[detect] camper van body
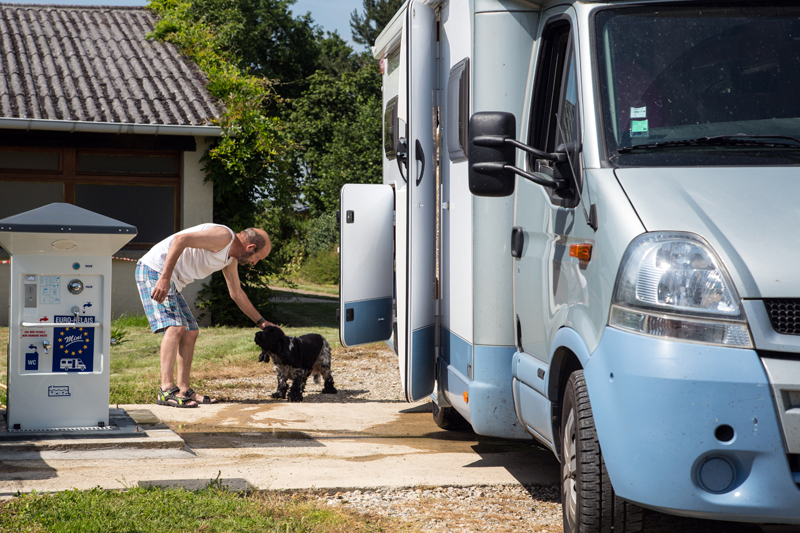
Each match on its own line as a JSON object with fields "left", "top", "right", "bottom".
{"left": 340, "top": 0, "right": 800, "bottom": 529}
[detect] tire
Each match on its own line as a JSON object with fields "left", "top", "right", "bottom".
{"left": 561, "top": 370, "right": 644, "bottom": 533}
{"left": 432, "top": 400, "right": 471, "bottom": 431}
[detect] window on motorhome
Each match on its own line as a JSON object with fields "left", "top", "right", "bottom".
{"left": 596, "top": 4, "right": 800, "bottom": 162}
{"left": 447, "top": 58, "right": 470, "bottom": 161}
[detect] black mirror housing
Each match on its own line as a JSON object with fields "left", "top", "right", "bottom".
{"left": 468, "top": 112, "right": 517, "bottom": 197}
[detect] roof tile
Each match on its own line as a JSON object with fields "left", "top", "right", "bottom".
{"left": 0, "top": 4, "right": 220, "bottom": 125}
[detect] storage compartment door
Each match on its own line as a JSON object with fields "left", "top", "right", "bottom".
{"left": 339, "top": 184, "right": 395, "bottom": 347}
{"left": 402, "top": 0, "right": 437, "bottom": 402}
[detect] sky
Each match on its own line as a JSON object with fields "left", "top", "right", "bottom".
{"left": 1, "top": 0, "right": 366, "bottom": 50}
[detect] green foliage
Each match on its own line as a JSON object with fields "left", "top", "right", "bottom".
{"left": 288, "top": 61, "right": 383, "bottom": 216}
{"left": 0, "top": 485, "right": 396, "bottom": 532}
{"left": 110, "top": 325, "right": 129, "bottom": 346}
{"left": 304, "top": 213, "right": 338, "bottom": 255}
{"left": 350, "top": 0, "right": 406, "bottom": 48}
{"left": 298, "top": 246, "right": 340, "bottom": 286}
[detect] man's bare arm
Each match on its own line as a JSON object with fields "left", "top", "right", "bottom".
{"left": 221, "top": 261, "right": 278, "bottom": 330}
{"left": 151, "top": 226, "right": 233, "bottom": 303}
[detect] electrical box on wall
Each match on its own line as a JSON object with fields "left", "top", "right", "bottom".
{"left": 0, "top": 203, "right": 136, "bottom": 431}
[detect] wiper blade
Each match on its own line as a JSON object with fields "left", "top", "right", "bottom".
{"left": 618, "top": 134, "right": 800, "bottom": 153}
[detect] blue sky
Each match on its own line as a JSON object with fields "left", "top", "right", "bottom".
{"left": 1, "top": 0, "right": 366, "bottom": 49}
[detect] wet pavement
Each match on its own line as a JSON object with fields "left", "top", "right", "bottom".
{"left": 0, "top": 401, "right": 560, "bottom": 495}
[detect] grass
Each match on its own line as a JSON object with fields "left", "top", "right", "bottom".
{"left": 0, "top": 485, "right": 413, "bottom": 533}
{"left": 270, "top": 279, "right": 340, "bottom": 296}
{"left": 0, "top": 300, "right": 341, "bottom": 405}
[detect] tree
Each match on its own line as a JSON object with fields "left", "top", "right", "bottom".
{"left": 188, "top": 0, "right": 322, "bottom": 99}
{"left": 287, "top": 60, "right": 383, "bottom": 215}
{"left": 350, "top": 0, "right": 405, "bottom": 48}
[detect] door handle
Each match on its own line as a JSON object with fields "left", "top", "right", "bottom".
{"left": 415, "top": 139, "right": 425, "bottom": 186}
{"left": 511, "top": 226, "right": 525, "bottom": 258}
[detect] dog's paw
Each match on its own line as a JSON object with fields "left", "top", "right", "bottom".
{"left": 287, "top": 393, "right": 304, "bottom": 402}
{"left": 270, "top": 391, "right": 286, "bottom": 399}
{"left": 321, "top": 386, "right": 337, "bottom": 394}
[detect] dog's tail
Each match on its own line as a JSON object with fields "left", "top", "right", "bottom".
{"left": 312, "top": 372, "right": 321, "bottom": 385}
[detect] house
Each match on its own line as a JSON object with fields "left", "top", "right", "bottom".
{"left": 0, "top": 4, "right": 223, "bottom": 325}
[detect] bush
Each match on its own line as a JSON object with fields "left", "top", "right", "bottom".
{"left": 305, "top": 213, "right": 338, "bottom": 255}
{"left": 298, "top": 245, "right": 339, "bottom": 285}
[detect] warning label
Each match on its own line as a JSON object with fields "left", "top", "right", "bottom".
{"left": 22, "top": 329, "right": 48, "bottom": 339}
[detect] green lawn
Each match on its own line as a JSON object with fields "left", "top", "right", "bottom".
{"left": 0, "top": 485, "right": 412, "bottom": 533}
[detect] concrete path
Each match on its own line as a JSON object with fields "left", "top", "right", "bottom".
{"left": 0, "top": 401, "right": 560, "bottom": 496}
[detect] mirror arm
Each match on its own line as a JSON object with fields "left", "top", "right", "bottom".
{"left": 506, "top": 166, "right": 565, "bottom": 189}
{"left": 472, "top": 135, "right": 566, "bottom": 163}
{"left": 471, "top": 162, "right": 564, "bottom": 189}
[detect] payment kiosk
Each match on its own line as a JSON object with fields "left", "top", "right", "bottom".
{"left": 0, "top": 203, "right": 136, "bottom": 430}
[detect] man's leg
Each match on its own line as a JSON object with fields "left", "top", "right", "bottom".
{"left": 175, "top": 328, "right": 199, "bottom": 393}
{"left": 160, "top": 326, "right": 187, "bottom": 392}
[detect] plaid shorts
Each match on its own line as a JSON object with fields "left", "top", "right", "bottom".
{"left": 135, "top": 262, "right": 199, "bottom": 334}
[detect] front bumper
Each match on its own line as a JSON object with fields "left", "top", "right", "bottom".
{"left": 585, "top": 327, "right": 800, "bottom": 524}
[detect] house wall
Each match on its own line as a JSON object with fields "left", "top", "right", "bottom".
{"left": 0, "top": 135, "right": 215, "bottom": 327}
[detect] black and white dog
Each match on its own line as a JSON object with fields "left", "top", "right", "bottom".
{"left": 254, "top": 326, "right": 337, "bottom": 402}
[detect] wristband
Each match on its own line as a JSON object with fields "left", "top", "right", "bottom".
{"left": 256, "top": 318, "right": 267, "bottom": 327}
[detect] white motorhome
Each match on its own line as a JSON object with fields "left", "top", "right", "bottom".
{"left": 339, "top": 1, "right": 800, "bottom": 530}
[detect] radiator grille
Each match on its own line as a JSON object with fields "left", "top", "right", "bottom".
{"left": 764, "top": 299, "right": 800, "bottom": 336}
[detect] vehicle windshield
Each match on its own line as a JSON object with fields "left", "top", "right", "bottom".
{"left": 595, "top": 4, "right": 800, "bottom": 166}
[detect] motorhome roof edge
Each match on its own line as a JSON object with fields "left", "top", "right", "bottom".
{"left": 373, "top": 1, "right": 409, "bottom": 60}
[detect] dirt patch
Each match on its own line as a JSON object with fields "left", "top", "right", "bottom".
{"left": 202, "top": 344, "right": 405, "bottom": 404}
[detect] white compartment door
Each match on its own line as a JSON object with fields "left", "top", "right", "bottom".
{"left": 339, "top": 184, "right": 395, "bottom": 347}
{"left": 402, "top": 0, "right": 437, "bottom": 402}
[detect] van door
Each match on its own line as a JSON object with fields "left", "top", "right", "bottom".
{"left": 339, "top": 184, "right": 394, "bottom": 347}
{"left": 513, "top": 7, "right": 584, "bottom": 440}
{"left": 400, "top": 0, "right": 437, "bottom": 401}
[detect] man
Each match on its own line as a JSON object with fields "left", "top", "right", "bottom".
{"left": 136, "top": 223, "right": 278, "bottom": 408}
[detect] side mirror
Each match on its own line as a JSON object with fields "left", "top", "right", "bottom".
{"left": 468, "top": 112, "right": 517, "bottom": 197}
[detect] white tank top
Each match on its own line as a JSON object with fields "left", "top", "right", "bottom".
{"left": 140, "top": 223, "right": 235, "bottom": 293}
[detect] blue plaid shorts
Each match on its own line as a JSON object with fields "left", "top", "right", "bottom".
{"left": 135, "top": 262, "right": 199, "bottom": 334}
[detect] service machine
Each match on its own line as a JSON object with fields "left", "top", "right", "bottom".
{"left": 0, "top": 203, "right": 136, "bottom": 431}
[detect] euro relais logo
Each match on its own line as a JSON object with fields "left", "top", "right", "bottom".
{"left": 52, "top": 327, "right": 94, "bottom": 372}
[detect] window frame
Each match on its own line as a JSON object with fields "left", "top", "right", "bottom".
{"left": 0, "top": 147, "right": 181, "bottom": 250}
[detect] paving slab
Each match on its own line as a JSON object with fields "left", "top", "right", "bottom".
{"left": 0, "top": 401, "right": 560, "bottom": 496}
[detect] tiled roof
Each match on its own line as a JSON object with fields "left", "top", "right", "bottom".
{"left": 0, "top": 4, "right": 221, "bottom": 127}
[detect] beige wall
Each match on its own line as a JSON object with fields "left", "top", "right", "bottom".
{"left": 0, "top": 135, "right": 215, "bottom": 327}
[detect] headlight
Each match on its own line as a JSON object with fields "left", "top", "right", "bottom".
{"left": 610, "top": 232, "right": 752, "bottom": 348}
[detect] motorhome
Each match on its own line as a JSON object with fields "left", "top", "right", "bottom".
{"left": 339, "top": 1, "right": 800, "bottom": 530}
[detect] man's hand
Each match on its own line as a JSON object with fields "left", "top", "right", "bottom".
{"left": 151, "top": 277, "right": 171, "bottom": 304}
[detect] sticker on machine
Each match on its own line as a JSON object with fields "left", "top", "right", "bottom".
{"left": 52, "top": 326, "right": 94, "bottom": 372}
{"left": 54, "top": 315, "right": 95, "bottom": 324}
{"left": 39, "top": 276, "right": 61, "bottom": 305}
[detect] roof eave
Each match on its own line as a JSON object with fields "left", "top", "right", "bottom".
{"left": 0, "top": 117, "right": 223, "bottom": 137}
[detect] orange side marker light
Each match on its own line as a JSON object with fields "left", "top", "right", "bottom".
{"left": 463, "top": 391, "right": 469, "bottom": 404}
{"left": 569, "top": 243, "right": 593, "bottom": 262}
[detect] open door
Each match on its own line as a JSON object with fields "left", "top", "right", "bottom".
{"left": 339, "top": 184, "right": 394, "bottom": 347}
{"left": 400, "top": 0, "right": 437, "bottom": 402}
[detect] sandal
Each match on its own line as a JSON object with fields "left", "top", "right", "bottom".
{"left": 186, "top": 387, "right": 219, "bottom": 405}
{"left": 156, "top": 386, "right": 198, "bottom": 408}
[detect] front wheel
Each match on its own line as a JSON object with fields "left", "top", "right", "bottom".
{"left": 561, "top": 370, "right": 644, "bottom": 533}
{"left": 432, "top": 400, "right": 471, "bottom": 431}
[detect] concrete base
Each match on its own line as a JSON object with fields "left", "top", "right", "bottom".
{"left": 0, "top": 408, "right": 186, "bottom": 454}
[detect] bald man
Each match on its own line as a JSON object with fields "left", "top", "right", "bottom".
{"left": 136, "top": 223, "right": 278, "bottom": 408}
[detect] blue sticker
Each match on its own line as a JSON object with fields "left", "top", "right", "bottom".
{"left": 52, "top": 326, "right": 94, "bottom": 372}
{"left": 24, "top": 344, "right": 39, "bottom": 371}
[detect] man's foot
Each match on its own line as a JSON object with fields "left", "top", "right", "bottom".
{"left": 186, "top": 387, "right": 219, "bottom": 404}
{"left": 156, "top": 386, "right": 198, "bottom": 408}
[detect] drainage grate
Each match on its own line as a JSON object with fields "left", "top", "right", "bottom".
{"left": 764, "top": 299, "right": 800, "bottom": 336}
{"left": 7, "top": 425, "right": 118, "bottom": 433}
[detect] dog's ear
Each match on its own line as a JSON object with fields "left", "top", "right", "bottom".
{"left": 258, "top": 351, "right": 270, "bottom": 363}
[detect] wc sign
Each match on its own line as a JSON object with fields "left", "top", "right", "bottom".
{"left": 24, "top": 344, "right": 38, "bottom": 371}
{"left": 52, "top": 326, "right": 94, "bottom": 372}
